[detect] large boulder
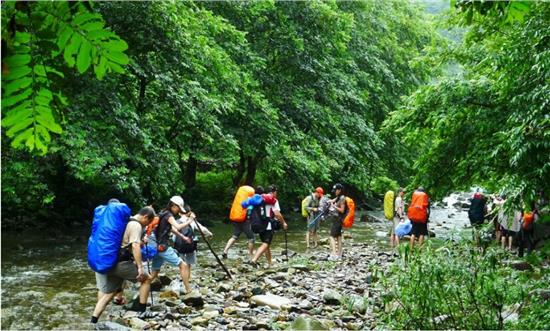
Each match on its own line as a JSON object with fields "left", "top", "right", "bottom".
{"left": 251, "top": 294, "right": 291, "bottom": 310}
{"left": 94, "top": 321, "right": 132, "bottom": 331}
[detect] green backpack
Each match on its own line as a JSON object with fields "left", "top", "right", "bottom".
{"left": 301, "top": 195, "right": 312, "bottom": 218}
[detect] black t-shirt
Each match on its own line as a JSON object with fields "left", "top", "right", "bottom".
{"left": 468, "top": 197, "right": 486, "bottom": 223}
{"left": 155, "top": 210, "right": 176, "bottom": 246}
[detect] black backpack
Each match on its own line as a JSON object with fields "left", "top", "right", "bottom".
{"left": 174, "top": 225, "right": 197, "bottom": 254}
{"left": 250, "top": 203, "right": 271, "bottom": 234}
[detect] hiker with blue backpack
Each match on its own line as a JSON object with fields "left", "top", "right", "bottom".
{"left": 89, "top": 202, "right": 156, "bottom": 324}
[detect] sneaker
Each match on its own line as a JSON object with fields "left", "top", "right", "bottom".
{"left": 127, "top": 300, "right": 146, "bottom": 312}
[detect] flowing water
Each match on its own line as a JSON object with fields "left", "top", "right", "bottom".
{"left": 1, "top": 203, "right": 472, "bottom": 330}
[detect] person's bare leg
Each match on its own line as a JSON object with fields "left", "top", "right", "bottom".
{"left": 180, "top": 263, "right": 191, "bottom": 293}
{"left": 247, "top": 241, "right": 255, "bottom": 259}
{"left": 266, "top": 247, "right": 272, "bottom": 268}
{"left": 418, "top": 235, "right": 425, "bottom": 247}
{"left": 313, "top": 232, "right": 319, "bottom": 248}
{"left": 410, "top": 234, "right": 416, "bottom": 250}
{"left": 92, "top": 291, "right": 116, "bottom": 320}
{"left": 138, "top": 278, "right": 151, "bottom": 304}
{"left": 223, "top": 237, "right": 236, "bottom": 255}
{"left": 306, "top": 232, "right": 310, "bottom": 249}
{"left": 329, "top": 236, "right": 337, "bottom": 256}
{"left": 337, "top": 236, "right": 343, "bottom": 258}
{"left": 508, "top": 236, "right": 513, "bottom": 250}
{"left": 252, "top": 243, "right": 268, "bottom": 263}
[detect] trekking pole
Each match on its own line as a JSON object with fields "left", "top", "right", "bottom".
{"left": 192, "top": 217, "right": 233, "bottom": 280}
{"left": 284, "top": 230, "right": 289, "bottom": 262}
{"left": 307, "top": 208, "right": 328, "bottom": 228}
{"left": 145, "top": 245, "right": 154, "bottom": 306}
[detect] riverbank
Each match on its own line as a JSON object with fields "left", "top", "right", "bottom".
{"left": 95, "top": 240, "right": 394, "bottom": 331}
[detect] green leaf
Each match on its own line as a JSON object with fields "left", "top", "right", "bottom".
{"left": 57, "top": 25, "right": 73, "bottom": 50}
{"left": 6, "top": 117, "right": 34, "bottom": 137}
{"left": 72, "top": 12, "right": 98, "bottom": 26}
{"left": 88, "top": 29, "right": 115, "bottom": 40}
{"left": 34, "top": 65, "right": 47, "bottom": 77}
{"left": 82, "top": 21, "right": 104, "bottom": 31}
{"left": 55, "top": 93, "right": 68, "bottom": 106}
{"left": 14, "top": 32, "right": 31, "bottom": 44}
{"left": 76, "top": 40, "right": 92, "bottom": 73}
{"left": 3, "top": 77, "right": 33, "bottom": 96}
{"left": 45, "top": 66, "right": 65, "bottom": 78}
{"left": 104, "top": 51, "right": 129, "bottom": 65}
{"left": 36, "top": 125, "right": 52, "bottom": 143}
{"left": 106, "top": 39, "right": 129, "bottom": 52}
{"left": 1, "top": 88, "right": 32, "bottom": 108}
{"left": 11, "top": 127, "right": 33, "bottom": 148}
{"left": 93, "top": 55, "right": 107, "bottom": 80}
{"left": 63, "top": 34, "right": 82, "bottom": 67}
{"left": 5, "top": 54, "right": 31, "bottom": 68}
{"left": 108, "top": 61, "right": 125, "bottom": 73}
{"left": 2, "top": 101, "right": 33, "bottom": 127}
{"left": 4, "top": 66, "right": 32, "bottom": 81}
{"left": 25, "top": 129, "right": 35, "bottom": 151}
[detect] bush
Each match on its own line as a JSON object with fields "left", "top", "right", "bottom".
{"left": 379, "top": 242, "right": 550, "bottom": 330}
{"left": 370, "top": 176, "right": 399, "bottom": 197}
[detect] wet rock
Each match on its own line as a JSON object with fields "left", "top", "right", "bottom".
{"left": 299, "top": 299, "right": 313, "bottom": 309}
{"left": 123, "top": 311, "right": 139, "bottom": 319}
{"left": 149, "top": 304, "right": 166, "bottom": 312}
{"left": 173, "top": 303, "right": 192, "bottom": 314}
{"left": 159, "top": 290, "right": 178, "bottom": 300}
{"left": 95, "top": 321, "right": 132, "bottom": 331}
{"left": 291, "top": 316, "right": 328, "bottom": 330}
{"left": 323, "top": 289, "right": 343, "bottom": 305}
{"left": 223, "top": 306, "right": 238, "bottom": 315}
{"left": 352, "top": 298, "right": 367, "bottom": 314}
{"left": 128, "top": 317, "right": 148, "bottom": 329}
{"left": 182, "top": 291, "right": 204, "bottom": 307}
{"left": 216, "top": 283, "right": 232, "bottom": 293}
{"left": 375, "top": 231, "right": 388, "bottom": 238}
{"left": 251, "top": 294, "right": 291, "bottom": 310}
{"left": 202, "top": 310, "right": 219, "bottom": 320}
{"left": 190, "top": 316, "right": 209, "bottom": 326}
{"left": 251, "top": 287, "right": 265, "bottom": 295}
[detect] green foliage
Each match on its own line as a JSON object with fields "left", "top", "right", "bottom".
{"left": 380, "top": 242, "right": 550, "bottom": 329}
{"left": 384, "top": 2, "right": 550, "bottom": 199}
{"left": 1, "top": 1, "right": 128, "bottom": 154}
{"left": 370, "top": 176, "right": 400, "bottom": 197}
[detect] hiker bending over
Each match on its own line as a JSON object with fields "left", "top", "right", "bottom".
{"left": 149, "top": 196, "right": 197, "bottom": 294}
{"left": 251, "top": 185, "right": 288, "bottom": 268}
{"left": 91, "top": 206, "right": 156, "bottom": 324}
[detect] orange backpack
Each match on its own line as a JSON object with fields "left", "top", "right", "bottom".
{"left": 408, "top": 191, "right": 429, "bottom": 223}
{"left": 229, "top": 186, "right": 255, "bottom": 222}
{"left": 342, "top": 197, "right": 355, "bottom": 228}
{"left": 523, "top": 211, "right": 534, "bottom": 230}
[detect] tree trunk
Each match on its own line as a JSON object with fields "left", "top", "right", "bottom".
{"left": 244, "top": 156, "right": 258, "bottom": 186}
{"left": 185, "top": 156, "right": 197, "bottom": 189}
{"left": 232, "top": 150, "right": 246, "bottom": 187}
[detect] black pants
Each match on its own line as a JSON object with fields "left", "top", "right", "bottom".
{"left": 518, "top": 227, "right": 535, "bottom": 257}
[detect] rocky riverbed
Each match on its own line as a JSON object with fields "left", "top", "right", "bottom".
{"left": 95, "top": 240, "right": 395, "bottom": 331}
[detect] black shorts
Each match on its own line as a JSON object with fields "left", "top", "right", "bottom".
{"left": 231, "top": 220, "right": 255, "bottom": 242}
{"left": 500, "top": 227, "right": 517, "bottom": 238}
{"left": 330, "top": 218, "right": 343, "bottom": 237}
{"left": 259, "top": 230, "right": 274, "bottom": 244}
{"left": 411, "top": 221, "right": 428, "bottom": 237}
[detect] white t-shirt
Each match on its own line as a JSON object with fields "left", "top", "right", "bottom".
{"left": 265, "top": 200, "right": 281, "bottom": 231}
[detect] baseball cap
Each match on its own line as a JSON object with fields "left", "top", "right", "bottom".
{"left": 315, "top": 187, "right": 324, "bottom": 196}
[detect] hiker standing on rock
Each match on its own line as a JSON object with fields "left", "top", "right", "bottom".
{"left": 328, "top": 183, "right": 346, "bottom": 260}
{"left": 407, "top": 187, "right": 430, "bottom": 250}
{"left": 91, "top": 206, "right": 156, "bottom": 324}
{"left": 251, "top": 185, "right": 288, "bottom": 268}
{"left": 304, "top": 187, "right": 324, "bottom": 249}
{"left": 149, "top": 196, "right": 197, "bottom": 294}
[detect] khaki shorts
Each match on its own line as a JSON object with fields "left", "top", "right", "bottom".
{"left": 95, "top": 261, "right": 145, "bottom": 294}
{"left": 390, "top": 217, "right": 400, "bottom": 236}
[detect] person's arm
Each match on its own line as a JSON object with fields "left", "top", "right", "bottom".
{"left": 131, "top": 242, "right": 147, "bottom": 281}
{"left": 168, "top": 216, "right": 193, "bottom": 243}
{"left": 306, "top": 196, "right": 318, "bottom": 213}
{"left": 334, "top": 197, "right": 345, "bottom": 214}
{"left": 193, "top": 221, "right": 213, "bottom": 237}
{"left": 273, "top": 210, "right": 288, "bottom": 230}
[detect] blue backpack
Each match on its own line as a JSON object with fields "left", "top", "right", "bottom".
{"left": 87, "top": 202, "right": 132, "bottom": 273}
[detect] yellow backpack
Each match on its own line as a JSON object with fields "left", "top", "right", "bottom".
{"left": 301, "top": 195, "right": 312, "bottom": 218}
{"left": 384, "top": 190, "right": 395, "bottom": 220}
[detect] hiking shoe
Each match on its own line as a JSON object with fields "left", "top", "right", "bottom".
{"left": 127, "top": 300, "right": 146, "bottom": 312}
{"left": 222, "top": 252, "right": 228, "bottom": 259}
{"left": 249, "top": 261, "right": 260, "bottom": 269}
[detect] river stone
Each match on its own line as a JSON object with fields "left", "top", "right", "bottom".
{"left": 202, "top": 310, "right": 219, "bottom": 320}
{"left": 128, "top": 317, "right": 148, "bottom": 329}
{"left": 159, "top": 290, "right": 178, "bottom": 300}
{"left": 251, "top": 294, "right": 291, "bottom": 310}
{"left": 323, "top": 289, "right": 343, "bottom": 305}
{"left": 290, "top": 264, "right": 310, "bottom": 272}
{"left": 223, "top": 306, "right": 238, "bottom": 315}
{"left": 216, "top": 283, "right": 232, "bottom": 293}
{"left": 190, "top": 316, "right": 209, "bottom": 326}
{"left": 352, "top": 298, "right": 367, "bottom": 314}
{"left": 299, "top": 299, "right": 313, "bottom": 309}
{"left": 290, "top": 316, "right": 328, "bottom": 331}
{"left": 504, "top": 260, "right": 534, "bottom": 271}
{"left": 183, "top": 291, "right": 204, "bottom": 307}
{"left": 95, "top": 321, "right": 132, "bottom": 331}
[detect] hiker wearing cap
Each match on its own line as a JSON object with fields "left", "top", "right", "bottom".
{"left": 149, "top": 196, "right": 197, "bottom": 294}
{"left": 91, "top": 206, "right": 156, "bottom": 324}
{"left": 328, "top": 183, "right": 346, "bottom": 260}
{"left": 251, "top": 185, "right": 288, "bottom": 268}
{"left": 392, "top": 188, "right": 406, "bottom": 248}
{"left": 305, "top": 187, "right": 324, "bottom": 249}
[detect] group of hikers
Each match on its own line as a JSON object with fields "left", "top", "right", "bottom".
{"left": 384, "top": 187, "right": 547, "bottom": 256}
{"left": 88, "top": 183, "right": 352, "bottom": 324}
{"left": 88, "top": 183, "right": 546, "bottom": 324}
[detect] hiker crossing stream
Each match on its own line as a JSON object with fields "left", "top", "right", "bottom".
{"left": 1, "top": 202, "right": 471, "bottom": 330}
